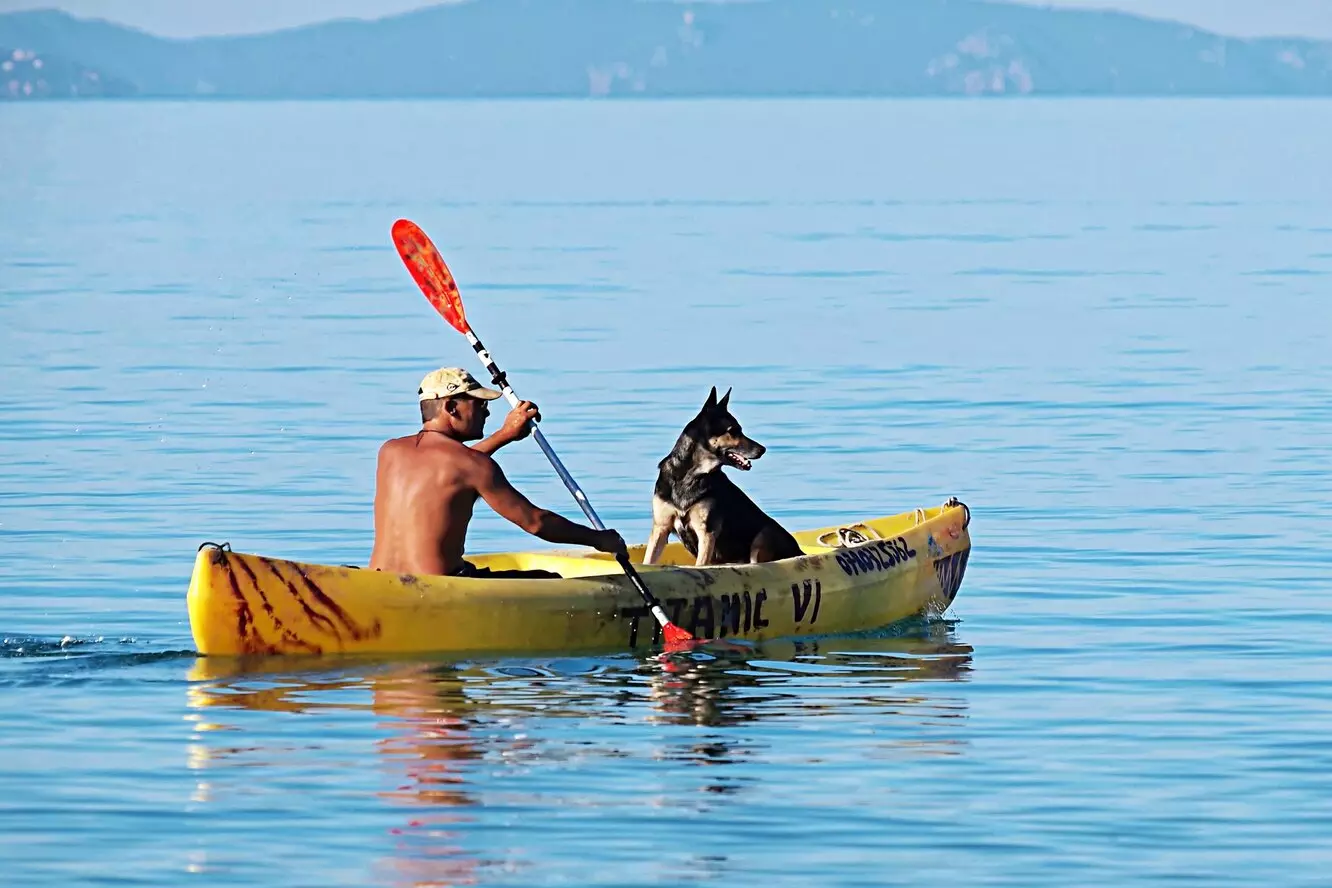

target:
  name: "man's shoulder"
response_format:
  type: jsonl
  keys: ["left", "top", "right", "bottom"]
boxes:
{"left": 377, "top": 432, "right": 448, "bottom": 462}
{"left": 379, "top": 431, "right": 492, "bottom": 467}
{"left": 378, "top": 433, "right": 419, "bottom": 457}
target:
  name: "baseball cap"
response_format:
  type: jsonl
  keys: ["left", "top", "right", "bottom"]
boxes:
{"left": 418, "top": 367, "right": 503, "bottom": 402}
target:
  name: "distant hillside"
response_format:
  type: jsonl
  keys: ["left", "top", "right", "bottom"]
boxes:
{"left": 3, "top": 0, "right": 1332, "bottom": 99}
{"left": 0, "top": 45, "right": 134, "bottom": 97}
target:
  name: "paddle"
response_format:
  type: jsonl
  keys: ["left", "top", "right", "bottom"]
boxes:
{"left": 391, "top": 218, "right": 696, "bottom": 651}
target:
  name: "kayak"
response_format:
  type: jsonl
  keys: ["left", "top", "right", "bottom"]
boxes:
{"left": 186, "top": 499, "right": 972, "bottom": 657}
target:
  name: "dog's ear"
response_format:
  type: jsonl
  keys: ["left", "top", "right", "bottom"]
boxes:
{"left": 718, "top": 387, "right": 732, "bottom": 411}
{"left": 704, "top": 386, "right": 718, "bottom": 410}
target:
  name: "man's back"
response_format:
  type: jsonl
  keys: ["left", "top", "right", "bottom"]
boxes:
{"left": 369, "top": 431, "right": 482, "bottom": 576}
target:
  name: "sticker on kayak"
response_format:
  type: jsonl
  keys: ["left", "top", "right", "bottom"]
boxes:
{"left": 834, "top": 537, "right": 916, "bottom": 577}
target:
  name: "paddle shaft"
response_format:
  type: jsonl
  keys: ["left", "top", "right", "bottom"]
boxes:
{"left": 461, "top": 328, "right": 677, "bottom": 631}
{"left": 464, "top": 331, "right": 594, "bottom": 518}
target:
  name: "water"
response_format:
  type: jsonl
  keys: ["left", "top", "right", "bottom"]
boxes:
{"left": 2, "top": 98, "right": 1330, "bottom": 885}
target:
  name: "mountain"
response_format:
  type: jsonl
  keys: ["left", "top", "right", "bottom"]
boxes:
{"left": 0, "top": 45, "right": 135, "bottom": 98}
{"left": 3, "top": 0, "right": 1332, "bottom": 100}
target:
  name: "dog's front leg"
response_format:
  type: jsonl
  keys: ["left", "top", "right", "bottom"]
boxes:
{"left": 643, "top": 496, "right": 676, "bottom": 566}
{"left": 686, "top": 509, "right": 719, "bottom": 566}
{"left": 693, "top": 532, "right": 718, "bottom": 566}
{"left": 643, "top": 523, "right": 671, "bottom": 565}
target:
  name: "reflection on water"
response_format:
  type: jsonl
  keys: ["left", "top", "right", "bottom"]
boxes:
{"left": 185, "top": 621, "right": 970, "bottom": 884}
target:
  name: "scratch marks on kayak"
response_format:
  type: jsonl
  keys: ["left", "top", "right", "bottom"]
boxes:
{"left": 256, "top": 557, "right": 340, "bottom": 642}
{"left": 219, "top": 554, "right": 280, "bottom": 655}
{"left": 233, "top": 557, "right": 322, "bottom": 654}
{"left": 680, "top": 567, "right": 718, "bottom": 588}
{"left": 261, "top": 557, "right": 383, "bottom": 644}
{"left": 242, "top": 558, "right": 324, "bottom": 654}
{"left": 221, "top": 558, "right": 259, "bottom": 649}
{"left": 296, "top": 564, "right": 383, "bottom": 642}
{"left": 213, "top": 552, "right": 382, "bottom": 654}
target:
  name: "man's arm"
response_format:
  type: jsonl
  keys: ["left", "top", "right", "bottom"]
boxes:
{"left": 472, "top": 401, "right": 541, "bottom": 456}
{"left": 473, "top": 455, "right": 626, "bottom": 556}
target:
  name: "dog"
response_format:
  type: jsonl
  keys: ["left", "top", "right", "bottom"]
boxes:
{"left": 643, "top": 386, "right": 804, "bottom": 567}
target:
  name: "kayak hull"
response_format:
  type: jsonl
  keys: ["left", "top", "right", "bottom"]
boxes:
{"left": 187, "top": 501, "right": 972, "bottom": 657}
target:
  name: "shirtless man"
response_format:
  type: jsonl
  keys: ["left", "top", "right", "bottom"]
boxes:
{"left": 368, "top": 367, "right": 627, "bottom": 577}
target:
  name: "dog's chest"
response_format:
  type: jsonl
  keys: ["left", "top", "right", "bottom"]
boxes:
{"left": 660, "top": 469, "right": 728, "bottom": 511}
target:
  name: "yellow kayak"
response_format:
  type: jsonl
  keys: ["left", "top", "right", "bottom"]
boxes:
{"left": 186, "top": 499, "right": 972, "bottom": 657}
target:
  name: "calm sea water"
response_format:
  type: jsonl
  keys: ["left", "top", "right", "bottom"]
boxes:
{"left": 2, "top": 98, "right": 1330, "bottom": 885}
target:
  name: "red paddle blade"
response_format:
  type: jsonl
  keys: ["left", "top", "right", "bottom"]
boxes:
{"left": 662, "top": 622, "right": 697, "bottom": 651}
{"left": 392, "top": 219, "right": 468, "bottom": 333}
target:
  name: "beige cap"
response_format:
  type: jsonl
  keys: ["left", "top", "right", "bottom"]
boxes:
{"left": 418, "top": 367, "right": 503, "bottom": 402}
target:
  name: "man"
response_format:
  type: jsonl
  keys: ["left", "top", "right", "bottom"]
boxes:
{"left": 368, "top": 367, "right": 627, "bottom": 578}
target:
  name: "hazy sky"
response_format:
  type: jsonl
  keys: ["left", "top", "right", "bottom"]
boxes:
{"left": 1, "top": 0, "right": 1330, "bottom": 40}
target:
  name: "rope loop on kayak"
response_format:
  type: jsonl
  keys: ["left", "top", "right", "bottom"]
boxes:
{"left": 817, "top": 523, "right": 882, "bottom": 547}
{"left": 943, "top": 497, "right": 971, "bottom": 529}
{"left": 197, "top": 541, "right": 232, "bottom": 553}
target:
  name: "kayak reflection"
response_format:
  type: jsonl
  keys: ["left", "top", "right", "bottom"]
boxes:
{"left": 185, "top": 620, "right": 971, "bottom": 883}
{"left": 186, "top": 620, "right": 972, "bottom": 728}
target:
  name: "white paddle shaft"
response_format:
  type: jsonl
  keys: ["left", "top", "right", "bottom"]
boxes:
{"left": 464, "top": 331, "right": 601, "bottom": 529}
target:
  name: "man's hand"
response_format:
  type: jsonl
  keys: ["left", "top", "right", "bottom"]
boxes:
{"left": 474, "top": 401, "right": 542, "bottom": 454}
{"left": 499, "top": 400, "right": 540, "bottom": 443}
{"left": 591, "top": 529, "right": 629, "bottom": 560}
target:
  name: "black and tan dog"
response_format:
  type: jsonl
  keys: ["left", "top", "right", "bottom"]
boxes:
{"left": 643, "top": 387, "right": 804, "bottom": 566}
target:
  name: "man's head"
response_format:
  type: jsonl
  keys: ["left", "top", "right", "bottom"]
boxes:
{"left": 418, "top": 367, "right": 503, "bottom": 440}
{"left": 688, "top": 385, "right": 766, "bottom": 471}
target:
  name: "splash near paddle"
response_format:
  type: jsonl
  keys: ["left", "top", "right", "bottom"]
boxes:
{"left": 390, "top": 218, "right": 697, "bottom": 651}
